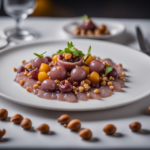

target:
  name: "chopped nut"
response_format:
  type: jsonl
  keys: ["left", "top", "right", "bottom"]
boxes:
{"left": 109, "top": 85, "right": 114, "bottom": 90}
{"left": 73, "top": 86, "right": 76, "bottom": 90}
{"left": 0, "top": 109, "right": 8, "bottom": 120}
{"left": 84, "top": 79, "right": 91, "bottom": 85}
{"left": 36, "top": 81, "right": 41, "bottom": 85}
{"left": 118, "top": 75, "right": 123, "bottom": 80}
{"left": 109, "top": 76, "right": 115, "bottom": 81}
{"left": 79, "top": 128, "right": 92, "bottom": 140}
{"left": 25, "top": 63, "right": 32, "bottom": 69}
{"left": 55, "top": 80, "right": 60, "bottom": 84}
{"left": 102, "top": 77, "right": 108, "bottom": 81}
{"left": 24, "top": 71, "right": 28, "bottom": 76}
{"left": 74, "top": 27, "right": 80, "bottom": 35}
{"left": 83, "top": 84, "right": 90, "bottom": 91}
{"left": 14, "top": 67, "right": 17, "bottom": 72}
{"left": 65, "top": 80, "right": 68, "bottom": 84}
{"left": 94, "top": 89, "right": 99, "bottom": 94}
{"left": 79, "top": 86, "right": 84, "bottom": 92}
{"left": 67, "top": 119, "right": 81, "bottom": 131}
{"left": 27, "top": 73, "right": 31, "bottom": 77}
{"left": 107, "top": 81, "right": 112, "bottom": 86}
{"left": 26, "top": 87, "right": 30, "bottom": 92}
{"left": 33, "top": 84, "right": 38, "bottom": 89}
{"left": 117, "top": 64, "right": 122, "bottom": 67}
{"left": 20, "top": 80, "right": 25, "bottom": 86}
{"left": 22, "top": 60, "right": 25, "bottom": 64}
{"left": 10, "top": 114, "right": 23, "bottom": 124}
{"left": 57, "top": 114, "right": 71, "bottom": 124}
{"left": 122, "top": 72, "right": 126, "bottom": 76}
{"left": 103, "top": 124, "right": 116, "bottom": 135}
{"left": 103, "top": 61, "right": 108, "bottom": 67}
{"left": 102, "top": 74, "right": 105, "bottom": 77}
{"left": 81, "top": 80, "right": 85, "bottom": 86}
{"left": 57, "top": 67, "right": 60, "bottom": 70}
{"left": 74, "top": 90, "right": 78, "bottom": 95}
{"left": 20, "top": 118, "right": 32, "bottom": 130}
{"left": 101, "top": 81, "right": 106, "bottom": 86}
{"left": 65, "top": 53, "right": 72, "bottom": 60}
{"left": 87, "top": 93, "right": 91, "bottom": 98}
{"left": 99, "top": 25, "right": 106, "bottom": 32}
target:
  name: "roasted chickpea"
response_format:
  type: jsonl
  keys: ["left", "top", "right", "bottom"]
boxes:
{"left": 37, "top": 124, "right": 50, "bottom": 134}
{"left": 99, "top": 25, "right": 106, "bottom": 32}
{"left": 103, "top": 124, "right": 116, "bottom": 135}
{"left": 0, "top": 109, "right": 8, "bottom": 120}
{"left": 79, "top": 129, "right": 92, "bottom": 140}
{"left": 57, "top": 114, "right": 71, "bottom": 124}
{"left": 67, "top": 119, "right": 81, "bottom": 131}
{"left": 129, "top": 122, "right": 141, "bottom": 132}
{"left": 20, "top": 118, "right": 32, "bottom": 130}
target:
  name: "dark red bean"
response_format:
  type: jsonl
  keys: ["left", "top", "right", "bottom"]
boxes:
{"left": 29, "top": 68, "right": 39, "bottom": 80}
{"left": 59, "top": 80, "right": 73, "bottom": 93}
{"left": 107, "top": 68, "right": 117, "bottom": 78}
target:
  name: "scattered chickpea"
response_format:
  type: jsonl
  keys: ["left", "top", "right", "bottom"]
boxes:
{"left": 129, "top": 122, "right": 141, "bottom": 132}
{"left": 84, "top": 79, "right": 91, "bottom": 85}
{"left": 22, "top": 60, "right": 26, "bottom": 64}
{"left": 25, "top": 63, "right": 32, "bottom": 69}
{"left": 55, "top": 80, "right": 60, "bottom": 84}
{"left": 65, "top": 80, "right": 68, "bottom": 84}
{"left": 117, "top": 64, "right": 122, "bottom": 67}
{"left": 94, "top": 89, "right": 99, "bottom": 94}
{"left": 81, "top": 80, "right": 85, "bottom": 86}
{"left": 33, "top": 84, "right": 39, "bottom": 89}
{"left": 122, "top": 72, "right": 126, "bottom": 76}
{"left": 27, "top": 73, "right": 31, "bottom": 77}
{"left": 87, "top": 30, "right": 93, "bottom": 36}
{"left": 99, "top": 25, "right": 106, "bottom": 32}
{"left": 36, "top": 81, "right": 41, "bottom": 85}
{"left": 103, "top": 124, "right": 117, "bottom": 135}
{"left": 118, "top": 75, "right": 123, "bottom": 80}
{"left": 80, "top": 29, "right": 86, "bottom": 36}
{"left": 0, "top": 109, "right": 8, "bottom": 120}
{"left": 79, "top": 86, "right": 84, "bottom": 92}
{"left": 148, "top": 106, "right": 150, "bottom": 113}
{"left": 109, "top": 76, "right": 115, "bottom": 81}
{"left": 65, "top": 53, "right": 72, "bottom": 60}
{"left": 73, "top": 86, "right": 76, "bottom": 90}
{"left": 79, "top": 129, "right": 92, "bottom": 140}
{"left": 87, "top": 93, "right": 91, "bottom": 98}
{"left": 56, "top": 67, "right": 60, "bottom": 70}
{"left": 10, "top": 114, "right": 23, "bottom": 124}
{"left": 102, "top": 77, "right": 108, "bottom": 81}
{"left": 74, "top": 27, "right": 80, "bottom": 35}
{"left": 67, "top": 119, "right": 81, "bottom": 131}
{"left": 107, "top": 81, "right": 112, "bottom": 86}
{"left": 14, "top": 67, "right": 17, "bottom": 72}
{"left": 74, "top": 90, "right": 78, "bottom": 95}
{"left": 109, "top": 85, "right": 114, "bottom": 90}
{"left": 101, "top": 81, "right": 106, "bottom": 86}
{"left": 26, "top": 87, "right": 30, "bottom": 92}
{"left": 20, "top": 80, "right": 25, "bottom": 86}
{"left": 57, "top": 114, "right": 71, "bottom": 124}
{"left": 24, "top": 71, "right": 28, "bottom": 76}
{"left": 37, "top": 124, "right": 50, "bottom": 134}
{"left": 0, "top": 129, "right": 6, "bottom": 140}
{"left": 20, "top": 118, "right": 32, "bottom": 130}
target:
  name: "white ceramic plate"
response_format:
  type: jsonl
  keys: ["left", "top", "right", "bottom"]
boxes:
{"left": 0, "top": 39, "right": 150, "bottom": 111}
{"left": 63, "top": 19, "right": 126, "bottom": 39}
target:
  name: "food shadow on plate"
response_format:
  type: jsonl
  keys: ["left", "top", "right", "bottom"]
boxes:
{"left": 24, "top": 127, "right": 37, "bottom": 133}
{"left": 2, "top": 116, "right": 11, "bottom": 122}
{"left": 108, "top": 132, "right": 124, "bottom": 138}
{"left": 133, "top": 129, "right": 150, "bottom": 135}
{"left": 81, "top": 137, "right": 99, "bottom": 142}
{"left": 0, "top": 138, "right": 12, "bottom": 143}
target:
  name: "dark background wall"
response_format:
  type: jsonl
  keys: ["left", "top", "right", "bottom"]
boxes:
{"left": 0, "top": 0, "right": 150, "bottom": 18}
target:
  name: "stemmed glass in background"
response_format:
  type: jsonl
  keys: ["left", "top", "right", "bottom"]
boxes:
{"left": 3, "top": 0, "right": 37, "bottom": 43}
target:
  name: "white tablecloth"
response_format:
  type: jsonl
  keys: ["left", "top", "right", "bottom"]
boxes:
{"left": 0, "top": 17, "right": 150, "bottom": 150}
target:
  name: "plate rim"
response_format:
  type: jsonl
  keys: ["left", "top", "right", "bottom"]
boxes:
{"left": 0, "top": 39, "right": 150, "bottom": 111}
{"left": 63, "top": 19, "right": 126, "bottom": 39}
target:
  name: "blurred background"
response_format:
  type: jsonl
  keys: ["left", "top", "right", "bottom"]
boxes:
{"left": 0, "top": 0, "right": 150, "bottom": 18}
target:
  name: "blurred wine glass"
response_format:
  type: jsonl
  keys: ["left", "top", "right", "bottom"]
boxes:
{"left": 3, "top": 0, "right": 37, "bottom": 43}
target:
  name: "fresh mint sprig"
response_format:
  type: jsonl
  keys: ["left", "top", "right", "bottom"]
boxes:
{"left": 34, "top": 51, "right": 47, "bottom": 58}
{"left": 81, "top": 14, "right": 88, "bottom": 21}
{"left": 57, "top": 42, "right": 85, "bottom": 57}
{"left": 84, "top": 46, "right": 91, "bottom": 62}
{"left": 105, "top": 65, "right": 113, "bottom": 76}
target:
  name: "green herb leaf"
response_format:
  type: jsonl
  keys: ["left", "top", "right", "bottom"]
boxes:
{"left": 76, "top": 65, "right": 78, "bottom": 68}
{"left": 57, "top": 41, "right": 85, "bottom": 57}
{"left": 81, "top": 14, "right": 88, "bottom": 21}
{"left": 105, "top": 65, "right": 113, "bottom": 76}
{"left": 34, "top": 51, "right": 47, "bottom": 58}
{"left": 84, "top": 46, "right": 91, "bottom": 62}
